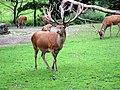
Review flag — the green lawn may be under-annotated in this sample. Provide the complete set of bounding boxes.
[0,24,120,90]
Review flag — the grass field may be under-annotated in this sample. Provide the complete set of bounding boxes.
[0,24,120,90]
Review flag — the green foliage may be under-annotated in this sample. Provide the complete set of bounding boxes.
[72,17,89,25]
[0,0,49,26]
[37,16,45,26]
[0,24,120,90]
[98,0,120,10]
[0,0,120,26]
[0,2,13,23]
[69,10,105,25]
[81,10,105,21]
[17,1,48,12]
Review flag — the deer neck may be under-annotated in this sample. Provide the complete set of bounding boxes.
[62,28,66,38]
[100,23,107,32]
[57,29,66,49]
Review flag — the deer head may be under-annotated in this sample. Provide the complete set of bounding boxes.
[91,24,104,39]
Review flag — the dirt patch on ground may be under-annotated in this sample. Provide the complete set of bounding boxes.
[0,27,40,47]
[0,25,92,47]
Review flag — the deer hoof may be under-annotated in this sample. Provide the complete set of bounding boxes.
[34,67,37,71]
[52,68,54,71]
[56,71,59,74]
[47,67,51,70]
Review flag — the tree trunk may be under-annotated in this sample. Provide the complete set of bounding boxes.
[33,0,36,26]
[13,0,18,24]
[16,0,24,18]
[34,9,37,26]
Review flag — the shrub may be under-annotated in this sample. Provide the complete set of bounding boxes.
[26,19,34,26]
[81,10,105,21]
[72,10,105,25]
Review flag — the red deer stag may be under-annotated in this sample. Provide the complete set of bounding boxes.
[31,3,88,74]
[96,15,120,39]
[16,16,27,29]
[41,24,52,31]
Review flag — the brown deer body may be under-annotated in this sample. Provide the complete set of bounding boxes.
[41,24,52,31]
[31,25,66,74]
[98,15,120,39]
[16,16,27,29]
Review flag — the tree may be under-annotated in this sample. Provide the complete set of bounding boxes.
[19,0,49,26]
[33,0,37,26]
[0,0,27,24]
[106,0,120,10]
[13,0,18,23]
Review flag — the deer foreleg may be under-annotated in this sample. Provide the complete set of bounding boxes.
[52,50,59,74]
[41,52,50,70]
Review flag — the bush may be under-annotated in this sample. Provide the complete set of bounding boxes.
[26,19,34,26]
[37,16,44,26]
[81,10,105,21]
[72,10,105,25]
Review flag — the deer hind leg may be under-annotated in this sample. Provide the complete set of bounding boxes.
[24,22,26,28]
[116,23,120,36]
[16,23,19,28]
[20,22,23,29]
[22,22,26,28]
[51,50,59,74]
[34,49,38,70]
[110,25,112,38]
[41,52,50,70]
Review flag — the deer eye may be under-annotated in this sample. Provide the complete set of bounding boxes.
[57,31,63,36]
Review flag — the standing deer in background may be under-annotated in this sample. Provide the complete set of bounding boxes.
[41,16,50,25]
[16,16,27,29]
[96,15,120,39]
[31,3,88,74]
[41,24,52,31]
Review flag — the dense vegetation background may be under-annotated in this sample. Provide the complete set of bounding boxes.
[0,0,120,26]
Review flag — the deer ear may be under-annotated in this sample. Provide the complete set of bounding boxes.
[95,30,99,35]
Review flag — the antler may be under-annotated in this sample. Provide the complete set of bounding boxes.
[59,0,74,21]
[66,4,84,23]
[59,0,88,24]
[43,0,88,26]
[43,5,60,26]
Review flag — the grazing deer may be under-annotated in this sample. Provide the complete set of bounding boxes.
[96,15,120,39]
[31,3,88,74]
[16,16,27,29]
[41,24,52,31]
